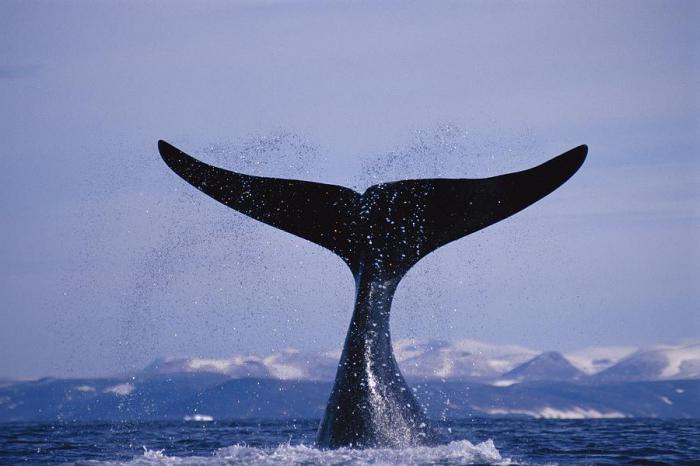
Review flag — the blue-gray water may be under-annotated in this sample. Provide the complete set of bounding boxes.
[1,419,699,465]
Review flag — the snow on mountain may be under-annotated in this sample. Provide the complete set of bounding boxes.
[594,342,700,382]
[394,339,538,380]
[503,351,585,382]
[143,349,338,381]
[262,349,338,381]
[659,343,700,379]
[140,340,700,382]
[398,342,499,379]
[142,339,537,381]
[565,345,638,374]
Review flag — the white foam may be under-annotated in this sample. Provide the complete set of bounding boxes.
[74,385,96,392]
[483,406,625,419]
[491,379,520,387]
[103,383,135,396]
[183,414,214,422]
[86,441,508,465]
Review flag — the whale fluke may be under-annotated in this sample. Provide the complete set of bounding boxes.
[159,140,586,280]
[158,139,586,448]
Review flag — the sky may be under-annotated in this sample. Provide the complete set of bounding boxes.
[0,0,698,378]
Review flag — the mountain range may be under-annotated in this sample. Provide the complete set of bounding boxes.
[1,340,698,422]
[141,339,700,383]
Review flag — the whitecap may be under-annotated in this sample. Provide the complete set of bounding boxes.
[80,439,510,465]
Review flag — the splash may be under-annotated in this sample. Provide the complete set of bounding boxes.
[357,123,534,187]
[83,440,508,465]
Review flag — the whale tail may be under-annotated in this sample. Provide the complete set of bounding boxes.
[158,140,586,278]
[159,139,586,448]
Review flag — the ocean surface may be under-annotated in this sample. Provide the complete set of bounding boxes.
[1,418,698,465]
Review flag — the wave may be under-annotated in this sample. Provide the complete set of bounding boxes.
[79,439,508,466]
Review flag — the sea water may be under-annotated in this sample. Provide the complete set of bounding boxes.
[1,419,698,465]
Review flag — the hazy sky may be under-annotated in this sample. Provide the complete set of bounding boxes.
[1,0,698,378]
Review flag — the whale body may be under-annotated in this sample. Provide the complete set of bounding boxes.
[158,140,587,448]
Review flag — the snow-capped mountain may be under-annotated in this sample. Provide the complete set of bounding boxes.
[503,351,585,382]
[142,339,539,382]
[139,339,700,383]
[394,339,538,380]
[564,345,638,374]
[143,348,338,381]
[2,339,699,423]
[593,342,700,382]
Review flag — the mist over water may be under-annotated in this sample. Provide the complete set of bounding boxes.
[115,132,332,373]
[358,124,538,185]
